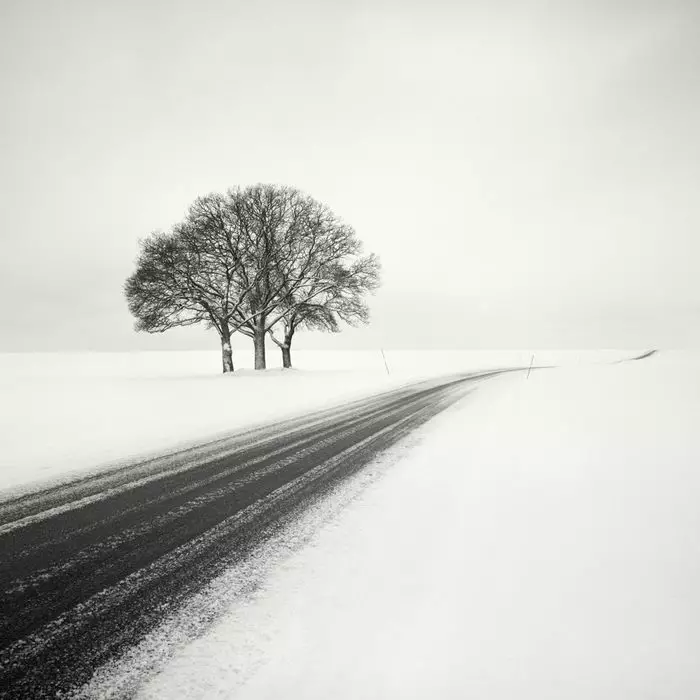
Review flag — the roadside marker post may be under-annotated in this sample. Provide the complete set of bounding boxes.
[381,348,390,376]
[527,353,534,379]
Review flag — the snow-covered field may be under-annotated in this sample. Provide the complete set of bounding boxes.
[0,349,632,492]
[78,350,700,699]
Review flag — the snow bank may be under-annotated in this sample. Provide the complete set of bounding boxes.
[132,350,700,699]
[0,355,392,493]
[0,349,635,492]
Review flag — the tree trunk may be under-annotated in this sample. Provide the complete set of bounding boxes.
[281,329,294,369]
[220,332,234,373]
[253,327,266,370]
[281,345,292,368]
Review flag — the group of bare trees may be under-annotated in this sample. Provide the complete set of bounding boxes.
[125,184,380,372]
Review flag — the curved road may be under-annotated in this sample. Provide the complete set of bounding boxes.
[0,370,509,698]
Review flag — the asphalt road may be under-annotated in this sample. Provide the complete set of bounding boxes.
[0,370,508,698]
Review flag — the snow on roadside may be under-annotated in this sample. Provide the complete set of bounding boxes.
[128,350,700,700]
[0,362,391,493]
[0,349,634,492]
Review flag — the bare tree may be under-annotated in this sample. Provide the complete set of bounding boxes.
[225,185,377,370]
[124,193,276,373]
[221,185,303,370]
[125,184,380,373]
[268,253,381,368]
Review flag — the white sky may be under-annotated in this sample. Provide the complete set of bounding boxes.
[1,0,698,351]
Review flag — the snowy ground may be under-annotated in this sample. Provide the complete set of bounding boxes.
[0,349,631,492]
[77,349,700,699]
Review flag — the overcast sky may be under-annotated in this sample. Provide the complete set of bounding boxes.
[1,0,698,351]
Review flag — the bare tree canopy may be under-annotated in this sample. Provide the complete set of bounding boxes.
[268,254,381,368]
[124,184,381,372]
[125,192,270,373]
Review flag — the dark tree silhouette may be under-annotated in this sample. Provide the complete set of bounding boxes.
[221,184,312,370]
[124,229,243,372]
[125,193,277,373]
[125,184,380,373]
[224,185,379,369]
[268,255,381,368]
